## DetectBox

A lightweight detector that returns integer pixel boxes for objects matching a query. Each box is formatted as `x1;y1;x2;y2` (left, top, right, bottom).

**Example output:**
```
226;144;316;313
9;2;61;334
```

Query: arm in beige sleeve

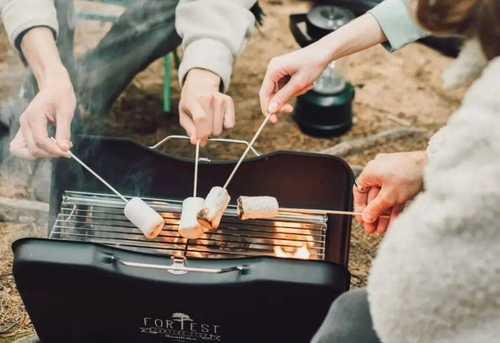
175;0;257;92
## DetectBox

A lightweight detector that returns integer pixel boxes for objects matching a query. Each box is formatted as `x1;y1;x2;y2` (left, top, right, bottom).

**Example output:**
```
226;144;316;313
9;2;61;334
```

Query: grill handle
109;255;249;275
148;135;261;159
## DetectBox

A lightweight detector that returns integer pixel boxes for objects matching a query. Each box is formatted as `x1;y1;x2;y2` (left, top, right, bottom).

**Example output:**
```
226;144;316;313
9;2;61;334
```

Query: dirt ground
0;0;466;340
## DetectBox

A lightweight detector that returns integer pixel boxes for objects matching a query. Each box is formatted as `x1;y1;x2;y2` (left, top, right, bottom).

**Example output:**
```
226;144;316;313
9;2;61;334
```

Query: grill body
14;239;349;343
13;136;354;343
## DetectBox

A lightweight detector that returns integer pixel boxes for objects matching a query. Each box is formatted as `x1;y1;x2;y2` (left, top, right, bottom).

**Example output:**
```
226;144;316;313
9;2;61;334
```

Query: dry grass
0;224;33;341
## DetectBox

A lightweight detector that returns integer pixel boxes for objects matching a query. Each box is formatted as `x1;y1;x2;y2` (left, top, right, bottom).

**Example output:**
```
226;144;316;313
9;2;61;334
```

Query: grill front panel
51;191;328;260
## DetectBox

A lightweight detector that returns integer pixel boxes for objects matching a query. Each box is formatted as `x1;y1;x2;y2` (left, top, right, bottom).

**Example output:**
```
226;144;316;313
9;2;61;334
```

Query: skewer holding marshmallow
236;195;392;220
199;114;272;229
52;138;164;239
178;141;205;239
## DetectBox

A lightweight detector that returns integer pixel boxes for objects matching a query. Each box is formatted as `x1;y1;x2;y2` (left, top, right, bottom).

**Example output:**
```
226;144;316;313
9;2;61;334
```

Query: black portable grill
13;136;354;343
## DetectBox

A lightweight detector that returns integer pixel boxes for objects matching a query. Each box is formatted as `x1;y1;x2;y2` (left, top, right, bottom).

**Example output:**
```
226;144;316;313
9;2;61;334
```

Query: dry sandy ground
0;0;466;340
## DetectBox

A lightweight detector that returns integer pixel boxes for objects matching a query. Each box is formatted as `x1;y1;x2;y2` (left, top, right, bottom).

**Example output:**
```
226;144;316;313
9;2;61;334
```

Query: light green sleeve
368;0;428;51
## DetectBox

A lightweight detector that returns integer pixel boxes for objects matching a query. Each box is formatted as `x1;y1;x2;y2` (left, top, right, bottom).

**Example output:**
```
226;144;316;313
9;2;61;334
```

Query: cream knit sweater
368;55;500;343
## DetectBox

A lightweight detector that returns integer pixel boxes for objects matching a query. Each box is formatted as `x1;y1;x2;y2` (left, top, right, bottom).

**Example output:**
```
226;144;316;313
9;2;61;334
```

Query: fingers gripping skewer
51;138;164;239
179;141;205;239
201;114;272;229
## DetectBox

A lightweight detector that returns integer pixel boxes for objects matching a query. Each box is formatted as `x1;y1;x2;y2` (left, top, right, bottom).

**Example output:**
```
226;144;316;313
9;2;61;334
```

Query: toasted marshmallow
179;197;205;239
198;186;230;230
124;197;164;239
237;196;279;220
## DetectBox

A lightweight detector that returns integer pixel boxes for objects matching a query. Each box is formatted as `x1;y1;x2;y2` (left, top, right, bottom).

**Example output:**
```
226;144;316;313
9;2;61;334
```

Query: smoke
0;21;31;170
0;1;122;198
0;0;192;201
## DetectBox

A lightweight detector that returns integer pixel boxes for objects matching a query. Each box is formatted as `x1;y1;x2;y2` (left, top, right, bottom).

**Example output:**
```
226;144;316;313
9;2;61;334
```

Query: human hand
10;67;75;160
353;151;427;234
259;41;331;122
179;68;235;146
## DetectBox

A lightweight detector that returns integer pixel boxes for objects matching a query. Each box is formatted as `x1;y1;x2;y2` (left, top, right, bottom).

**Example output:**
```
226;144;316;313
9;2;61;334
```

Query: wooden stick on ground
0;196;48;225
321;127;431;157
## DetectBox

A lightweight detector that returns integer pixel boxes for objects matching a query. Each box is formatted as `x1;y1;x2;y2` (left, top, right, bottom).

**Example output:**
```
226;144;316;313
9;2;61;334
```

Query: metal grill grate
50;191;328;260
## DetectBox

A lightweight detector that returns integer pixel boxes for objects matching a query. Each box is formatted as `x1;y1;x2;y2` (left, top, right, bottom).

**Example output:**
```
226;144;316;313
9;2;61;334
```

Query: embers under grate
50;191;328;260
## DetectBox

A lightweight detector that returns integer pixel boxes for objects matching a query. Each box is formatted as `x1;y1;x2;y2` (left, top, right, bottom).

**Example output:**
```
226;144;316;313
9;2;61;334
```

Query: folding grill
13;136;354;343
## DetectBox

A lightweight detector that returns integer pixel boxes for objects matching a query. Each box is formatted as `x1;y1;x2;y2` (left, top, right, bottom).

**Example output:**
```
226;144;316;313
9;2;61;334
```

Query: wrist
185;68;221;90
37;64;71;90
311;37;337;67
414;150;428;165
410;151;428;175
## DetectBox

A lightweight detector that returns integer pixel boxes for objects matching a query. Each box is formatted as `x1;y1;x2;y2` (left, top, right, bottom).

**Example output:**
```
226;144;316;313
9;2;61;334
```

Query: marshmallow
179;197;205;239
124;197;164;239
198;186;231;230
237;196;280;220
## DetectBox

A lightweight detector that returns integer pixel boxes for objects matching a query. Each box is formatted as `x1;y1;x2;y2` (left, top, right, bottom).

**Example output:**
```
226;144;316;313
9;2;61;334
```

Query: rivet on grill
238;265;250;275
102;254;116;264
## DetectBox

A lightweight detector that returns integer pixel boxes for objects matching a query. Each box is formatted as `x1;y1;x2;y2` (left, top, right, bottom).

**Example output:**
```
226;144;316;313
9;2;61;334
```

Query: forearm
20;27;67;88
314;13;387;65
312;0;427;65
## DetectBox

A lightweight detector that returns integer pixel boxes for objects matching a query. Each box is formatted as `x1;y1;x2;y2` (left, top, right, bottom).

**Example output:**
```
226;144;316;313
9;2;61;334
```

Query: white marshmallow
179;197;205;239
237;196;280;220
124;197;164;239
199;186;230;230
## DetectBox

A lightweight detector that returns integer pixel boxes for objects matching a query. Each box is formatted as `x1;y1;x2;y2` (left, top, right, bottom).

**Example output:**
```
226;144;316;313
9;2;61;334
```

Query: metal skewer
184;140;201;258
51;138;128;203
223;114;271;189
280;207;391;219
193;140;200;197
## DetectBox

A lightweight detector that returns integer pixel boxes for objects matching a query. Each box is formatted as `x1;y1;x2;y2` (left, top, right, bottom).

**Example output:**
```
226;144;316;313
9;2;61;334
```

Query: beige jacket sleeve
0;0;58;49
175;0;257;92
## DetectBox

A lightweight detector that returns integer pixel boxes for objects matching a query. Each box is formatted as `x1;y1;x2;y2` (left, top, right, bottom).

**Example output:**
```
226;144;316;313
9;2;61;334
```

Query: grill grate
50;191;328;260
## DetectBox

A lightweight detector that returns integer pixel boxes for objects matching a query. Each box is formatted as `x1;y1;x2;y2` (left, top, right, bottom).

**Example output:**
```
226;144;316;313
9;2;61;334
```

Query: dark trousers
312;288;381;343
7;0;181;127
60;0;181;116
